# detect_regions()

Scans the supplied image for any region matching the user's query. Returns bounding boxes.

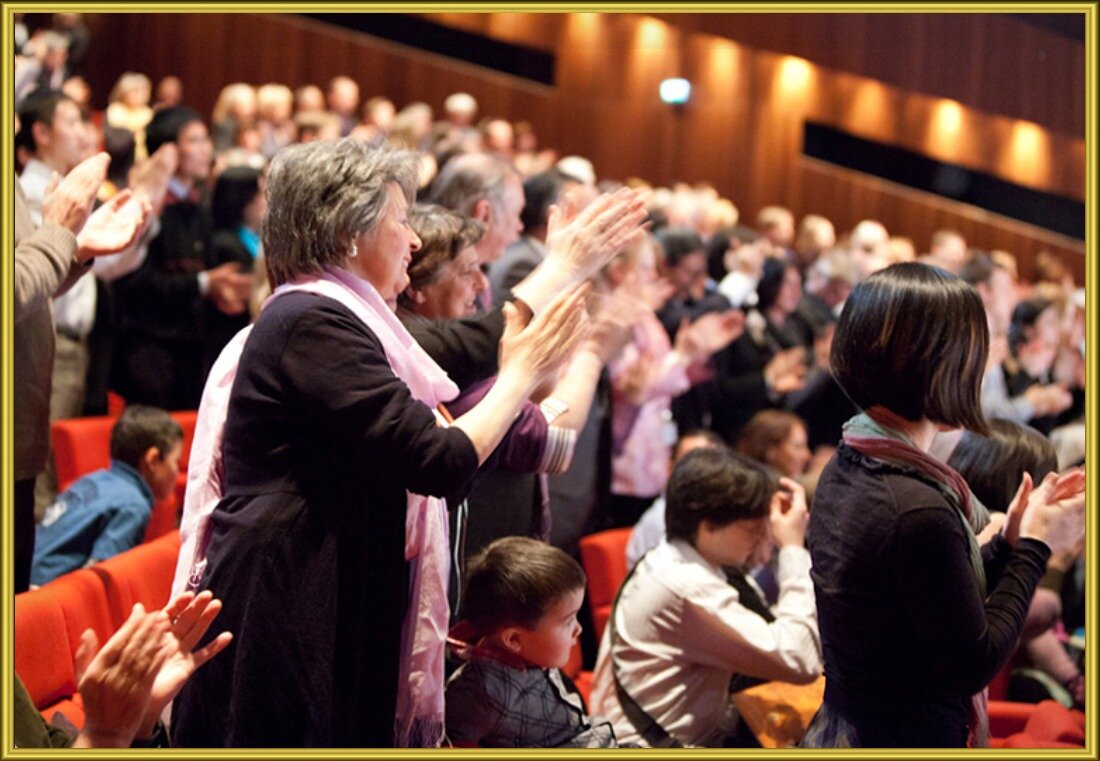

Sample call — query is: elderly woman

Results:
[171,139,645,748]
[171,142,593,751]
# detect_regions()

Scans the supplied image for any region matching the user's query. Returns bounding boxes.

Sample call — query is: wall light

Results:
[660,78,692,105]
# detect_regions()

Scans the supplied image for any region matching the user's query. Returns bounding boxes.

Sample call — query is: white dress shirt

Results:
[589,538,821,747]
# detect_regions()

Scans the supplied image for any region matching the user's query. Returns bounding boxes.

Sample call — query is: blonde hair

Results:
[212,83,257,124]
[109,72,151,105]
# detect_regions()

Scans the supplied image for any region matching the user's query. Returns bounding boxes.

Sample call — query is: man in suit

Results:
[488,169,578,309]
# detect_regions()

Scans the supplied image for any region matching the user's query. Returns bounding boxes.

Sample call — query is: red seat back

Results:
[14,589,75,709]
[39,568,116,662]
[578,528,632,641]
[51,416,114,493]
[92,531,182,624]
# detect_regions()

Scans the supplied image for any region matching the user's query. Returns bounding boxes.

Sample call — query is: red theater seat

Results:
[578,528,632,641]
[92,531,182,624]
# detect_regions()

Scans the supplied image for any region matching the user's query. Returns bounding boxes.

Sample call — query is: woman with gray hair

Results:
[170,138,646,748]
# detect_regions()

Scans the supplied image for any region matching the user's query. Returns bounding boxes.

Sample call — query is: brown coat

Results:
[13,181,84,480]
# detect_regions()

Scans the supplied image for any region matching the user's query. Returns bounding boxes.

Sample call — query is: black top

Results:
[807,444,1050,747]
[171,293,478,747]
[405,309,504,391]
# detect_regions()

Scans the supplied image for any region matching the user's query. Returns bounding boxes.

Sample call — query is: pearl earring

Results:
[349,240,359,258]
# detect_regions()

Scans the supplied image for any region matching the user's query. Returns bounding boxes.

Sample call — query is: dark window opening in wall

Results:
[299,13,556,86]
[802,121,1084,240]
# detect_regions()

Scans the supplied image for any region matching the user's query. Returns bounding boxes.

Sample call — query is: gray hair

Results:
[428,152,519,219]
[262,137,419,287]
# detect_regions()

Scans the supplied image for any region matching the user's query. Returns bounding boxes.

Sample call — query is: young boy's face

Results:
[515,587,584,670]
[145,441,183,501]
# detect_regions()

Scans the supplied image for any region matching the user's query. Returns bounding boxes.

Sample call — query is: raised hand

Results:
[72,604,171,748]
[769,477,809,549]
[136,591,233,739]
[129,143,179,217]
[544,187,648,283]
[42,151,109,237]
[205,262,254,316]
[76,189,151,260]
[1003,469,1086,556]
[675,309,745,362]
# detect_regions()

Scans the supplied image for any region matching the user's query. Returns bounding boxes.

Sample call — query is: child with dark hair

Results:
[445,536,616,748]
[31,406,183,586]
[591,447,820,747]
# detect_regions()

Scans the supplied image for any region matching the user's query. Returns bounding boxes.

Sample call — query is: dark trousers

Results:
[14,478,35,593]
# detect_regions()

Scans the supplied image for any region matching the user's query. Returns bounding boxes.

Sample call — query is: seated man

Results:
[590,447,821,747]
[31,405,182,586]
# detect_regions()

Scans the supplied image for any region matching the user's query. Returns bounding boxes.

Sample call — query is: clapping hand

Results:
[42,151,109,239]
[1003,468,1086,556]
[136,591,233,739]
[76,189,152,259]
[72,604,170,748]
[544,187,648,283]
[675,310,745,363]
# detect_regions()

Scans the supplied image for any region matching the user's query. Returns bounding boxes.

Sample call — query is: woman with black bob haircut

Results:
[802,263,1084,748]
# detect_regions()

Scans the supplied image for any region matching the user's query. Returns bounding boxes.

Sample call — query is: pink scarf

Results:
[174,267,458,747]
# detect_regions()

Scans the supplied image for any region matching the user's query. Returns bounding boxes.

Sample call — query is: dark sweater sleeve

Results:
[280,303,478,499]
[980,532,1014,588]
[892,507,1050,695]
[406,309,504,390]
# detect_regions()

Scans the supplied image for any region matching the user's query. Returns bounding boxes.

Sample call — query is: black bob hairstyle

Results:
[831,262,990,435]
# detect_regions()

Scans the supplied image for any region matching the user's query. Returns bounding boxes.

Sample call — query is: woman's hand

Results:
[499,284,590,390]
[1003,469,1086,555]
[42,152,109,239]
[544,187,648,283]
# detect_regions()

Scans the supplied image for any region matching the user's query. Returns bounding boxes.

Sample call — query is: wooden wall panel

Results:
[77,12,1085,281]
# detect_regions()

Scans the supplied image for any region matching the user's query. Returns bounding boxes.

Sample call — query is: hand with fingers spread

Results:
[72,603,171,748]
[75,189,151,260]
[1002,468,1086,555]
[42,151,110,238]
[543,186,649,284]
[136,590,234,739]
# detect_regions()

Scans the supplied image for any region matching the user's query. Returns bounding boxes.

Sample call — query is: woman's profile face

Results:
[412,245,487,320]
[350,183,422,301]
[768,423,811,478]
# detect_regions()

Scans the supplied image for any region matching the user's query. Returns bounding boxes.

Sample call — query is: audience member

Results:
[591,447,821,747]
[14,150,149,593]
[106,72,154,160]
[792,213,835,274]
[803,262,1085,748]
[112,106,252,410]
[445,537,616,747]
[326,75,360,136]
[31,405,183,586]
[153,75,183,111]
[169,138,644,748]
[625,428,725,570]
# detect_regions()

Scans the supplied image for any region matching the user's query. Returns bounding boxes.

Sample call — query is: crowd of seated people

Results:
[11,17,1087,748]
